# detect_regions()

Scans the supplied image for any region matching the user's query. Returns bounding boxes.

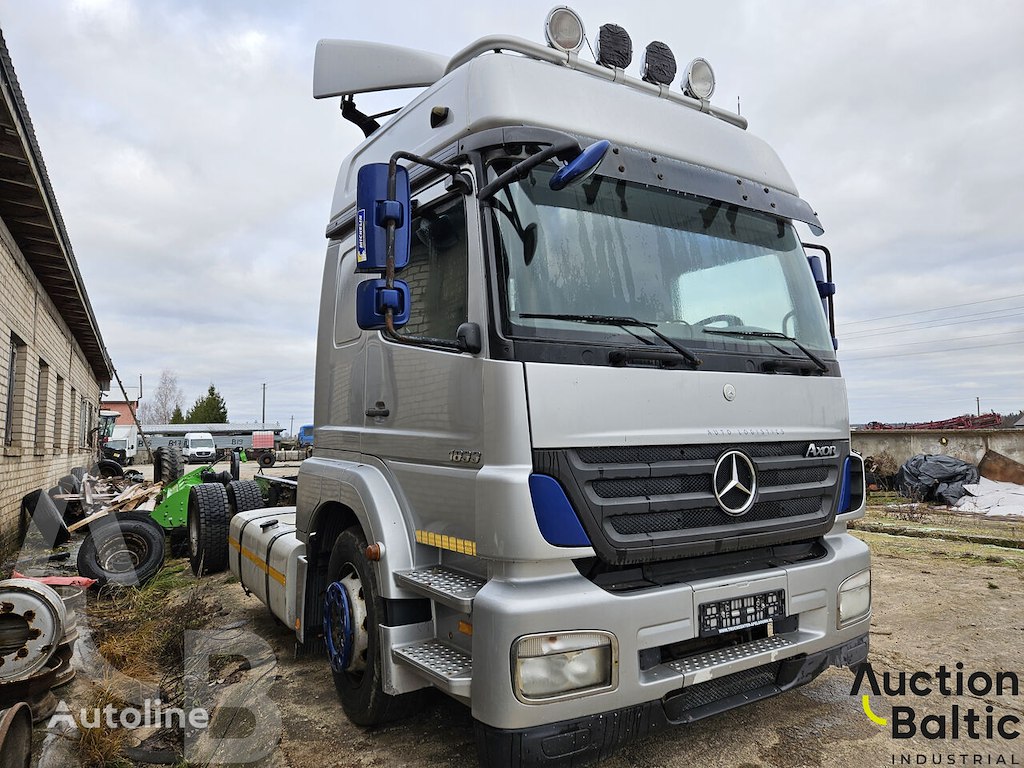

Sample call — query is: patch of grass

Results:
[75,682,132,768]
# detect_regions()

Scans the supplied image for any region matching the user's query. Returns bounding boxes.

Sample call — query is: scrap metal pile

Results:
[863,413,1004,430]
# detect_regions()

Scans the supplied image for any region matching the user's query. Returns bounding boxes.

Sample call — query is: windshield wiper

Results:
[519,313,702,368]
[701,328,829,374]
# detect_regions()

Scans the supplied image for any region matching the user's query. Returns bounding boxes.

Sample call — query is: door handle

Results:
[365,401,390,418]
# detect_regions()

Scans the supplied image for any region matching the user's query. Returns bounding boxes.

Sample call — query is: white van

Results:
[105,425,139,465]
[183,432,216,463]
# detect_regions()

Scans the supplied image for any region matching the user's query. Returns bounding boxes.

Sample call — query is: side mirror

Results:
[804,243,837,350]
[549,140,611,191]
[356,279,410,329]
[356,163,411,272]
[456,322,482,354]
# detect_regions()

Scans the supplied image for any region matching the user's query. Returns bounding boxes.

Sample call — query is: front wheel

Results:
[324,527,423,725]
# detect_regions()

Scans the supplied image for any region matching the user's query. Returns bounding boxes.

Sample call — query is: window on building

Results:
[4,334,27,447]
[54,375,64,449]
[79,396,88,448]
[68,387,76,448]
[34,359,50,450]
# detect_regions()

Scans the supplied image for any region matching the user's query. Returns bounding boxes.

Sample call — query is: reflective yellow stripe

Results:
[415,530,477,557]
[229,537,286,585]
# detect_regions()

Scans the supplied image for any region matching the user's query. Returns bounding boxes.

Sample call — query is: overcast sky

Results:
[2,0,1022,429]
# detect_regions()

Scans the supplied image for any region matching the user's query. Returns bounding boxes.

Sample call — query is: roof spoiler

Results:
[313,40,447,98]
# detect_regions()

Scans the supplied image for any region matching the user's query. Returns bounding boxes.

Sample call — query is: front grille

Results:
[593,475,710,499]
[534,440,845,565]
[609,496,822,535]
[664,661,781,713]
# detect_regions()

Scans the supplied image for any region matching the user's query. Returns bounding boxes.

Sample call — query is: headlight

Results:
[513,631,617,702]
[837,569,871,628]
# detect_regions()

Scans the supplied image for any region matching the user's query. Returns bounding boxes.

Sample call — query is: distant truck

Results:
[297,424,314,457]
[103,425,139,465]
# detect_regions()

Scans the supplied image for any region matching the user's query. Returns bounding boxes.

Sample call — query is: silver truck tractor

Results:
[227,9,870,766]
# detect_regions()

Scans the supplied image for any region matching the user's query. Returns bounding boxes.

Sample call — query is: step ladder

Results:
[390,565,484,697]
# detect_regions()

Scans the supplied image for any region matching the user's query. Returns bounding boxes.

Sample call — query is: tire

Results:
[162,447,184,484]
[325,527,423,725]
[258,451,276,468]
[92,459,124,479]
[187,484,230,576]
[229,450,241,481]
[70,467,87,482]
[226,480,263,516]
[21,490,71,548]
[76,514,166,587]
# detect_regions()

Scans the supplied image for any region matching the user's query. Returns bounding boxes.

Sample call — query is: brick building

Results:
[100,399,139,426]
[0,30,112,557]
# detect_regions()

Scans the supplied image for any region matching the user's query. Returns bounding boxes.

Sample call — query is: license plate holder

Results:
[699,589,785,636]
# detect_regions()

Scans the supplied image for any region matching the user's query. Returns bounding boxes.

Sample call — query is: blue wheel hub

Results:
[324,581,355,673]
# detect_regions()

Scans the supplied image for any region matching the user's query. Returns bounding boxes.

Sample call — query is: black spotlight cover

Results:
[642,41,677,86]
[596,24,632,69]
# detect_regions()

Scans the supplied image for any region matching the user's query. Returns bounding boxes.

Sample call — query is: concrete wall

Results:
[0,216,101,558]
[851,429,1024,468]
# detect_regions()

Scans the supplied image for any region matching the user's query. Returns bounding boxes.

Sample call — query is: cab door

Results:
[362,180,484,542]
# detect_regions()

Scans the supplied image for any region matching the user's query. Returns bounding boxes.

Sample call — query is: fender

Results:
[296,456,416,600]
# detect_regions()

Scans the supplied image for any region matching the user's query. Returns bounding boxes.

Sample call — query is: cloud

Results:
[3,0,1022,428]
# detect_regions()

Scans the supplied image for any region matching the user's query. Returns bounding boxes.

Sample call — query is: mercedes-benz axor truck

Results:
[226,9,870,766]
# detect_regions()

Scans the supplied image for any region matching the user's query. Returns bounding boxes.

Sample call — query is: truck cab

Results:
[231,11,870,767]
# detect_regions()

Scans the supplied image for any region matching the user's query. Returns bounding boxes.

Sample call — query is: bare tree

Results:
[137,369,185,424]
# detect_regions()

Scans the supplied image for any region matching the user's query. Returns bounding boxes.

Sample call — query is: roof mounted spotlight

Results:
[683,57,716,100]
[641,41,677,86]
[544,6,586,53]
[595,23,632,69]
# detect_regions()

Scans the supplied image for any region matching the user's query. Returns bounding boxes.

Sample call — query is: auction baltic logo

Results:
[851,661,1021,765]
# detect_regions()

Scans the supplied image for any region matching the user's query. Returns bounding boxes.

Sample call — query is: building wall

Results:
[100,400,138,425]
[0,215,101,557]
[851,429,1024,469]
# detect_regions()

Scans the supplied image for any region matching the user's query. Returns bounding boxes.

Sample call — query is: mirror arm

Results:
[477,138,581,201]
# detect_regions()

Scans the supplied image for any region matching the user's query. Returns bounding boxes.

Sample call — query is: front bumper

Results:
[470,530,870,731]
[475,633,868,767]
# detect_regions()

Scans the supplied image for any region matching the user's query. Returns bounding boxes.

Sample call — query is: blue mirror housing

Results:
[806,251,838,350]
[356,278,410,329]
[356,163,410,272]
[549,140,611,191]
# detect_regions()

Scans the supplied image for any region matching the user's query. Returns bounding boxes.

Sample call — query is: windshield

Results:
[107,439,126,450]
[491,166,835,362]
[190,438,214,448]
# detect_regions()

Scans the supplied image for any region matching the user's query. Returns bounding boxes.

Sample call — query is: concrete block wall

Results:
[851,429,1024,470]
[0,216,101,558]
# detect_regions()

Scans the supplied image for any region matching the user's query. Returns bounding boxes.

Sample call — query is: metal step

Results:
[393,639,472,698]
[394,565,485,613]
[661,632,804,685]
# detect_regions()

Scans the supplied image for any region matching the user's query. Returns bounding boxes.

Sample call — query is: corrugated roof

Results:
[0,27,112,386]
[141,423,285,435]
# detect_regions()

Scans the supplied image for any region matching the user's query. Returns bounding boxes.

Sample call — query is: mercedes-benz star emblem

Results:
[713,450,757,516]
